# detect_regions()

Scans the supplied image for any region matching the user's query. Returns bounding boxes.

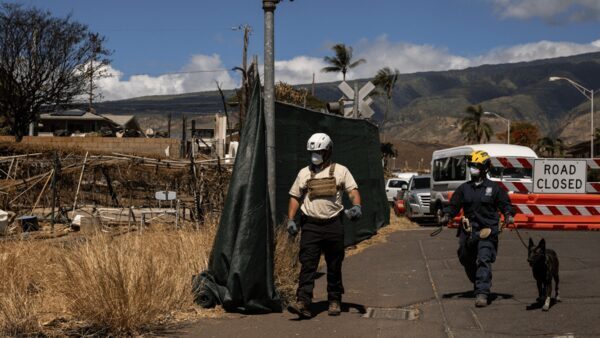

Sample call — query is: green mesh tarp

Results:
[274,102,390,246]
[193,80,281,313]
[194,82,389,313]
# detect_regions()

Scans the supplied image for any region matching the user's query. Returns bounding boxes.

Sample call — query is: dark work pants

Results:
[457,227,498,296]
[296,216,345,305]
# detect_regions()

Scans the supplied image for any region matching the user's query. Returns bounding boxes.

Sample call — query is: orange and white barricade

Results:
[493,157,600,230]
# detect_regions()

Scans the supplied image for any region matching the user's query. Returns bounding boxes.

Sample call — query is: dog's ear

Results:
[539,238,546,251]
[528,237,534,248]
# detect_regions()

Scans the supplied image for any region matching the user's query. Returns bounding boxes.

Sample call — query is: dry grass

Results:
[54,228,215,335]
[0,218,218,336]
[0,242,53,336]
[273,225,301,305]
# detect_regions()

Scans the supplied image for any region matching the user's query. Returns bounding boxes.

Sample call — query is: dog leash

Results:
[511,224,530,250]
[430,225,443,237]
[431,220,529,251]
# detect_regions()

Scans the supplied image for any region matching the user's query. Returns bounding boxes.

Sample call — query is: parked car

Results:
[393,190,406,216]
[385,178,409,202]
[403,175,433,221]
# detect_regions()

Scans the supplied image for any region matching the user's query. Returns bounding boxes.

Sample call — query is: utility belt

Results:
[458,216,494,239]
[301,213,341,225]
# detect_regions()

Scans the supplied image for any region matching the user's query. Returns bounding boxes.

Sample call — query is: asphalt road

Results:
[179,227,600,337]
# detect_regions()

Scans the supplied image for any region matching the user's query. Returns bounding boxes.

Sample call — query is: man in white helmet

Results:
[286,132,362,319]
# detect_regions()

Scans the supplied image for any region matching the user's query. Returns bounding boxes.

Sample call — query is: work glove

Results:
[344,205,362,221]
[500,215,514,232]
[287,219,298,237]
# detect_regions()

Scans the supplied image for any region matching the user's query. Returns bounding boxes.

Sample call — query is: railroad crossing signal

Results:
[330,81,376,118]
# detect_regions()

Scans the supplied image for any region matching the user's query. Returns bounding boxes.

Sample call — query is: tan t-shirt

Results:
[289,163,358,219]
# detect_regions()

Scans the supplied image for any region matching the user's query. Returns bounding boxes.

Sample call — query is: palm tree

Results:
[321,43,366,81]
[537,137,565,157]
[373,67,400,136]
[460,105,493,143]
[380,142,397,170]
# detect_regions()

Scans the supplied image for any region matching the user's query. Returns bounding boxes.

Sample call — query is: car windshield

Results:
[413,177,430,189]
[489,167,533,179]
[388,180,407,188]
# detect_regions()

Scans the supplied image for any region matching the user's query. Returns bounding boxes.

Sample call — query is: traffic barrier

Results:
[491,157,600,194]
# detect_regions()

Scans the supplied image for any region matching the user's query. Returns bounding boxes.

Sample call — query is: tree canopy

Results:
[460,105,492,144]
[510,121,540,148]
[373,67,400,134]
[0,3,111,140]
[321,43,365,81]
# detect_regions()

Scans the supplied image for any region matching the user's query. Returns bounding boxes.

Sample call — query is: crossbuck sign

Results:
[338,81,376,118]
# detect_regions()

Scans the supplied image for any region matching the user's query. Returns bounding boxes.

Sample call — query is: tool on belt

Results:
[431,215,494,238]
[306,163,340,200]
[461,216,493,239]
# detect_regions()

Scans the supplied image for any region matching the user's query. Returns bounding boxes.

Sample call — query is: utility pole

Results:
[88,34,100,112]
[312,73,315,96]
[263,0,280,227]
[181,115,187,159]
[242,25,251,131]
[233,24,252,131]
[88,51,94,112]
[167,112,172,138]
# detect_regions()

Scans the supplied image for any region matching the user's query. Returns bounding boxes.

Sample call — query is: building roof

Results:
[40,110,107,121]
[40,110,140,131]
[102,114,135,127]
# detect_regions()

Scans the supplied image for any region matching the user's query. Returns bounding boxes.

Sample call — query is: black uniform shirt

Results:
[444,178,513,228]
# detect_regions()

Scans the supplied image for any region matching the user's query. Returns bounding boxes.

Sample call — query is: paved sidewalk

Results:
[179,227,600,337]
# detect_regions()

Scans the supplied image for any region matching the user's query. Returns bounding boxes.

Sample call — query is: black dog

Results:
[527,238,560,311]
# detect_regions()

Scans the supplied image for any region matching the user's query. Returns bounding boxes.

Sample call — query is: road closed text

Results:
[533,160,587,194]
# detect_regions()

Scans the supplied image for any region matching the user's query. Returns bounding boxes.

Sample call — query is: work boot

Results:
[328,300,341,316]
[475,294,488,307]
[287,300,311,319]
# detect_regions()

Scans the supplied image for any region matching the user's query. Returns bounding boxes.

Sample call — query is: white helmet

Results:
[306,133,332,151]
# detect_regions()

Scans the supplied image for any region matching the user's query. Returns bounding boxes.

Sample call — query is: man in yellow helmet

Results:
[441,150,514,307]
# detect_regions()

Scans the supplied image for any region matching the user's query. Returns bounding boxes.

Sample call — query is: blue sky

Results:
[20,0,600,100]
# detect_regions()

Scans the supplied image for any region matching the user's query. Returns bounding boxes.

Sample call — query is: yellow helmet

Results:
[468,150,491,168]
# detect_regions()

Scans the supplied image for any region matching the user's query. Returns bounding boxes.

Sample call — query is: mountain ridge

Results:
[95,51,600,145]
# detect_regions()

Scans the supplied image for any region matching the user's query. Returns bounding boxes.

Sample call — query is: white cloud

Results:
[272,37,600,85]
[97,37,600,100]
[492,0,600,23]
[98,54,237,101]
[272,37,472,85]
[473,39,600,64]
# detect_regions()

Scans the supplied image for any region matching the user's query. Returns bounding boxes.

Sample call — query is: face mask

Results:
[469,167,481,178]
[311,153,323,165]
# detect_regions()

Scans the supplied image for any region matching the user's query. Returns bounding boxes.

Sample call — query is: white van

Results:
[430,144,538,224]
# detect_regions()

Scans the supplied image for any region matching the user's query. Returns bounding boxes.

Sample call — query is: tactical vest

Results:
[306,163,339,200]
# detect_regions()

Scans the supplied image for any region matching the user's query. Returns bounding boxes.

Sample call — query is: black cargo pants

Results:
[296,214,345,305]
[457,223,498,296]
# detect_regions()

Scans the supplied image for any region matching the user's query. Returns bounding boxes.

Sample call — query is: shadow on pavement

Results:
[526,298,560,311]
[442,290,514,303]
[311,301,366,317]
[287,302,367,321]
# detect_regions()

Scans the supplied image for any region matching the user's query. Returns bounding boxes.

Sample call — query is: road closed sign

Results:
[533,159,587,194]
